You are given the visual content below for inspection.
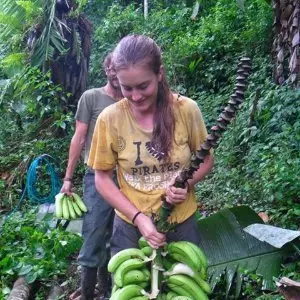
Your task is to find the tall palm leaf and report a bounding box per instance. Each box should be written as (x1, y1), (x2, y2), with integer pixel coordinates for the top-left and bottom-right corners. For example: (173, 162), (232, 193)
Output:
(31, 0), (69, 69)
(197, 206), (294, 298)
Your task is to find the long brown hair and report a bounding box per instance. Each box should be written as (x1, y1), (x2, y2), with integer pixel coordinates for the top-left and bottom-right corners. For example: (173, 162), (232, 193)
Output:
(112, 34), (175, 160)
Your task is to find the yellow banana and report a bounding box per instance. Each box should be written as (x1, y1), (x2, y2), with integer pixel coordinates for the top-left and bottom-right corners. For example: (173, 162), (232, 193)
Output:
(62, 195), (70, 220)
(70, 197), (83, 217)
(55, 193), (64, 218)
(66, 196), (77, 219)
(72, 192), (88, 213)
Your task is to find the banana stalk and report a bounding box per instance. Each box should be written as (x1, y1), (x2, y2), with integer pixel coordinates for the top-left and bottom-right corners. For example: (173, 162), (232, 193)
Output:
(156, 57), (252, 232)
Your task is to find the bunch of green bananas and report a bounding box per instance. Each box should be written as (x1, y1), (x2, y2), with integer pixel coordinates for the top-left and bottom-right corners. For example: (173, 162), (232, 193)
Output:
(55, 192), (88, 220)
(108, 238), (211, 300)
(108, 247), (151, 300)
(159, 241), (211, 300)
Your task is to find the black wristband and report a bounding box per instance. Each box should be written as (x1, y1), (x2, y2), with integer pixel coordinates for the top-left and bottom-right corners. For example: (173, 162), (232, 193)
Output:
(132, 211), (142, 224)
(63, 177), (72, 182)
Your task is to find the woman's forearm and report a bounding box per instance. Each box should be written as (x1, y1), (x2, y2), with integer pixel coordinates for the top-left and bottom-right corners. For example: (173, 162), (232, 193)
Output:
(95, 169), (139, 221)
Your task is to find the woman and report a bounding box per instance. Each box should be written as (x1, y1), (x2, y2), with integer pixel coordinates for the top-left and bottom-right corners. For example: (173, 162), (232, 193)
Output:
(88, 34), (214, 254)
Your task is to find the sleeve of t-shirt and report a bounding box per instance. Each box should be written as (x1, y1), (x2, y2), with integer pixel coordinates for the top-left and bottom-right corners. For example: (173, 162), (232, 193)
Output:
(87, 109), (117, 170)
(75, 91), (93, 124)
(187, 100), (208, 152)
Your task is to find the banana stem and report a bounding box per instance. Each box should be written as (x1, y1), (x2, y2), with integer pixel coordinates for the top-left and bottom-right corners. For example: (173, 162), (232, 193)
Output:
(156, 57), (252, 233)
(148, 248), (164, 299)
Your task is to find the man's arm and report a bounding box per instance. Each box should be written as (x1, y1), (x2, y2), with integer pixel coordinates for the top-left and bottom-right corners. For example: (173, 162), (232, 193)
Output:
(60, 120), (88, 194)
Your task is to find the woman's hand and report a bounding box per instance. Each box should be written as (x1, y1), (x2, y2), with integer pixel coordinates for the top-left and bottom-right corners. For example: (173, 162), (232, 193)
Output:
(165, 185), (188, 205)
(134, 213), (166, 249)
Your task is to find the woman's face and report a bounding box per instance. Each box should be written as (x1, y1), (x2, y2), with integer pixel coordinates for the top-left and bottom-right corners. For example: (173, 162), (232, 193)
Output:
(116, 63), (162, 114)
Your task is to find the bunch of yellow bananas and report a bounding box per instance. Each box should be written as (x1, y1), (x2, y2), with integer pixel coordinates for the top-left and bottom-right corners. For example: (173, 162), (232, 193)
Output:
(108, 238), (211, 300)
(55, 192), (88, 220)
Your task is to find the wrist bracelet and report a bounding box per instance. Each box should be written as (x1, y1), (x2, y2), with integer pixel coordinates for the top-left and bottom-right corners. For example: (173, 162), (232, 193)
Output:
(63, 177), (72, 182)
(132, 211), (142, 224)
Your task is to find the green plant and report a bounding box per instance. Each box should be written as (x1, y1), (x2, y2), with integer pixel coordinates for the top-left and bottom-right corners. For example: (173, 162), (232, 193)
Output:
(0, 209), (82, 298)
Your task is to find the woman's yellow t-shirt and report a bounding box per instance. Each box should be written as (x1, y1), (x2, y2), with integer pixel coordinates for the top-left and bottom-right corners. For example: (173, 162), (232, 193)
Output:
(87, 94), (208, 224)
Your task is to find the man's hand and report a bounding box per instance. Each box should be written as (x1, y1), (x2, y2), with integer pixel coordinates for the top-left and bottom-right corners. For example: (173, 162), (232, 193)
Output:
(60, 180), (72, 195)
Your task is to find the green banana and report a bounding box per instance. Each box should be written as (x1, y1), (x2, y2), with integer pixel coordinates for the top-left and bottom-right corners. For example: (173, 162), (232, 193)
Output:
(114, 258), (146, 287)
(66, 196), (77, 219)
(167, 274), (209, 300)
(164, 263), (211, 294)
(173, 297), (193, 300)
(138, 236), (149, 249)
(62, 195), (70, 219)
(182, 241), (208, 269)
(141, 246), (152, 256)
(55, 193), (64, 218)
(166, 283), (194, 299)
(110, 288), (121, 300)
(139, 281), (149, 288)
(168, 242), (201, 272)
(72, 192), (88, 213)
(71, 197), (83, 217)
(162, 255), (176, 270)
(166, 291), (179, 300)
(131, 297), (149, 300)
(111, 284), (119, 295)
(108, 248), (146, 273)
(123, 269), (149, 285)
(141, 268), (151, 281)
(157, 294), (168, 300)
(111, 284), (144, 300)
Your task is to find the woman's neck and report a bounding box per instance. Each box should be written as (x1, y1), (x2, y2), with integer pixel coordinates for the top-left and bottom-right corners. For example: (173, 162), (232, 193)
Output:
(130, 104), (156, 130)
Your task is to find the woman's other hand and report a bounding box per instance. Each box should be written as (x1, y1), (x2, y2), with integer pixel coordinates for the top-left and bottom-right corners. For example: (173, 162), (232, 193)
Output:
(165, 185), (188, 205)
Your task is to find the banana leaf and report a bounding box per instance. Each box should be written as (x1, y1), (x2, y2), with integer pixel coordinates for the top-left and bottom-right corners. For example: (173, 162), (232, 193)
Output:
(196, 205), (293, 298)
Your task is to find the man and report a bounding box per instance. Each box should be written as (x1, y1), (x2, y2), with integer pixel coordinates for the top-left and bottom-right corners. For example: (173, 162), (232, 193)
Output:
(61, 54), (123, 300)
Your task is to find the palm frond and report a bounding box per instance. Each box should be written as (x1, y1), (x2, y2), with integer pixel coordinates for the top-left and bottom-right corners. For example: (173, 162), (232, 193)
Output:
(31, 0), (69, 68)
(197, 206), (293, 297)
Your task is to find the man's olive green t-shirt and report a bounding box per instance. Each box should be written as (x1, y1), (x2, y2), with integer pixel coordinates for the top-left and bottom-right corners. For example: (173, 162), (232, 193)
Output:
(75, 88), (116, 163)
(88, 94), (208, 224)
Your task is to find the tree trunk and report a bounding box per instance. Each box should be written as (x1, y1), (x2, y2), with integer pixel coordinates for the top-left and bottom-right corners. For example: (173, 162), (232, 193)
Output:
(8, 277), (31, 300)
(272, 0), (300, 87)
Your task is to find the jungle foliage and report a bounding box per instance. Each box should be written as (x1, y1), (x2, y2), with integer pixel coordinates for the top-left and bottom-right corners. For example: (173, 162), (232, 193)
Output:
(0, 0), (299, 299)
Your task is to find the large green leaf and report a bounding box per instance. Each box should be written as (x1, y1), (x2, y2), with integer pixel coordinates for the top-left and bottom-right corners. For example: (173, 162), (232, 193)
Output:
(197, 206), (292, 297)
